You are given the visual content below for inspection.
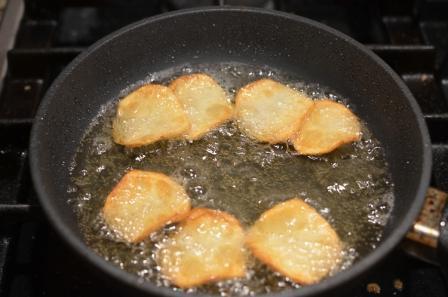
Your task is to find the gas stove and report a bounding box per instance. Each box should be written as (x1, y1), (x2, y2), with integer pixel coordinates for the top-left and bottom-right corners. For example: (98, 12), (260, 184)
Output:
(0, 1), (447, 296)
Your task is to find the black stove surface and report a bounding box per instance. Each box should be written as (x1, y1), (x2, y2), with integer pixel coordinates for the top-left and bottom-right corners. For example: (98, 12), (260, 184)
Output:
(1, 0), (448, 296)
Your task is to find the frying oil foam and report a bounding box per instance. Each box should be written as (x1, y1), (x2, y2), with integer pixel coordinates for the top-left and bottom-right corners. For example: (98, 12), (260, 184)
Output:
(69, 62), (394, 296)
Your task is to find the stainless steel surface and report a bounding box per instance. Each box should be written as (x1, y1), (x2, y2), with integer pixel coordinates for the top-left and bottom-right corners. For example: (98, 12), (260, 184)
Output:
(0, 0), (24, 93)
(404, 187), (447, 264)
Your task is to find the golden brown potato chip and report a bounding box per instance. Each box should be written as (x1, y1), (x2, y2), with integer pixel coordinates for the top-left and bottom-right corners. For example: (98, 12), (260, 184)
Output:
(169, 73), (233, 140)
(235, 79), (313, 143)
(158, 208), (246, 288)
(103, 170), (191, 243)
(292, 100), (361, 155)
(112, 84), (190, 147)
(246, 198), (343, 285)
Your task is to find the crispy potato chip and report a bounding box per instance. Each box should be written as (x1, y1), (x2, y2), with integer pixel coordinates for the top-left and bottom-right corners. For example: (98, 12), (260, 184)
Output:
(246, 198), (343, 285)
(235, 79), (313, 143)
(292, 100), (361, 155)
(158, 208), (246, 288)
(103, 170), (191, 243)
(169, 73), (233, 140)
(112, 84), (190, 147)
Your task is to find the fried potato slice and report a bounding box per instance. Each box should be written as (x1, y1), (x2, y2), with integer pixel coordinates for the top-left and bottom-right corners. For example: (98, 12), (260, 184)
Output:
(292, 100), (361, 155)
(103, 170), (191, 243)
(169, 73), (234, 140)
(158, 208), (246, 288)
(112, 84), (190, 147)
(246, 198), (343, 285)
(235, 79), (313, 143)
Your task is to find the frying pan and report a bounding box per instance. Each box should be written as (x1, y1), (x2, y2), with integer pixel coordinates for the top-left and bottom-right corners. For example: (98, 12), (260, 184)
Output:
(29, 6), (438, 297)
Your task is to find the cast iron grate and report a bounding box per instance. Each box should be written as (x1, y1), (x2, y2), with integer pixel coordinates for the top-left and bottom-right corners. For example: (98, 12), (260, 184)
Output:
(0, 0), (447, 296)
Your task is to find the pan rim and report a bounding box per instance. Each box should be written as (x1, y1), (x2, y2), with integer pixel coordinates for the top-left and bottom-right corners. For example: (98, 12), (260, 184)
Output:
(29, 6), (432, 297)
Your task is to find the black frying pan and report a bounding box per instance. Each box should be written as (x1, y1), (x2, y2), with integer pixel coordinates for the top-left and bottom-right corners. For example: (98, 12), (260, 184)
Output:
(30, 7), (434, 297)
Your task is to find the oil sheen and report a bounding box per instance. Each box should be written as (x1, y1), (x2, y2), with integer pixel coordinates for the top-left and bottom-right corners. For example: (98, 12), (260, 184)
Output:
(69, 63), (394, 296)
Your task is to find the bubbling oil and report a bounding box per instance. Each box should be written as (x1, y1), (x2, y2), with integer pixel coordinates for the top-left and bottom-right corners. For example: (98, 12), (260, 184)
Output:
(69, 62), (394, 296)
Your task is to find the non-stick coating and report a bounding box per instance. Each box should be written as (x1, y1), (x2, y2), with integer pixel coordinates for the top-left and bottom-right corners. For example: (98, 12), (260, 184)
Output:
(30, 7), (431, 297)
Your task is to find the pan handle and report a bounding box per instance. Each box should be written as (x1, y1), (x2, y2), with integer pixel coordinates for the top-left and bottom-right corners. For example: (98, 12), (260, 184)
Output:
(403, 187), (448, 278)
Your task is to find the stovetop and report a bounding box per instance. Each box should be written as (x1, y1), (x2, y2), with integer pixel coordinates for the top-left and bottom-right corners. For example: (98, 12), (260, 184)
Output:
(0, 0), (448, 296)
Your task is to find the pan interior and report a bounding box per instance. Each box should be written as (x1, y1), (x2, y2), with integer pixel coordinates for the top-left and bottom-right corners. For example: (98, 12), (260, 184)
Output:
(68, 62), (394, 295)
